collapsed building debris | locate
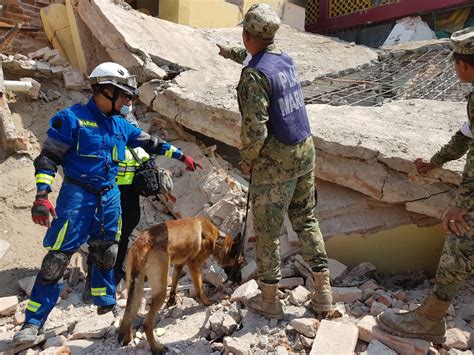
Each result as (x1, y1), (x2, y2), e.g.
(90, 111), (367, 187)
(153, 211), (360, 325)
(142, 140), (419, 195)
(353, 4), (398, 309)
(0, 1), (472, 354)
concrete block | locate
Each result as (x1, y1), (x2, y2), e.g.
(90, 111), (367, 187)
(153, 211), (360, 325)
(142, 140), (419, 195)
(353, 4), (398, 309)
(332, 287), (363, 303)
(0, 239), (9, 259)
(328, 258), (348, 281)
(363, 339), (397, 355)
(202, 263), (227, 288)
(18, 275), (36, 296)
(230, 279), (259, 303)
(290, 318), (319, 338)
(443, 328), (470, 351)
(289, 285), (311, 306)
(310, 320), (358, 355)
(71, 312), (115, 339)
(370, 301), (388, 317)
(357, 315), (430, 355)
(0, 296), (18, 316)
(279, 277), (304, 289)
(241, 260), (257, 283)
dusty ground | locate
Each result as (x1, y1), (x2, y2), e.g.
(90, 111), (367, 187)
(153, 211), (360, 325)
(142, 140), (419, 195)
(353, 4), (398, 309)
(0, 82), (88, 297)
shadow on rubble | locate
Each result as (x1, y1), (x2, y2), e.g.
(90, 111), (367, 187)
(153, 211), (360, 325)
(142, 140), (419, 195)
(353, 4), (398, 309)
(0, 266), (38, 298)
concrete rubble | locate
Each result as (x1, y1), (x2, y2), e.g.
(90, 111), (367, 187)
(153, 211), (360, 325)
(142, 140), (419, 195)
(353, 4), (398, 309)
(0, 1), (472, 355)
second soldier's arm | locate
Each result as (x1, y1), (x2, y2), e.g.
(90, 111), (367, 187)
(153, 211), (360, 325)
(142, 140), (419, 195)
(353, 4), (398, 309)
(430, 126), (471, 167)
(238, 67), (271, 170)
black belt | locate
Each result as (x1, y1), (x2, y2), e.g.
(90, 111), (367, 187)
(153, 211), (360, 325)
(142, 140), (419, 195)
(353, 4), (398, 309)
(64, 176), (115, 196)
(64, 176), (116, 236)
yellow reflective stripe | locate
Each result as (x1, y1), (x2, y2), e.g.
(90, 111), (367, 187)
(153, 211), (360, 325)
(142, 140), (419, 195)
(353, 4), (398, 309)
(112, 145), (118, 161)
(115, 216), (122, 242)
(51, 220), (69, 251)
(36, 174), (54, 185)
(26, 300), (41, 312)
(91, 287), (107, 296)
(164, 149), (173, 158)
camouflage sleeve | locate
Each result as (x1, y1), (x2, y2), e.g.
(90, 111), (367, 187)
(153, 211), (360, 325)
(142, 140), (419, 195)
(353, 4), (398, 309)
(221, 47), (249, 64)
(238, 67), (270, 167)
(454, 94), (474, 209)
(430, 131), (470, 166)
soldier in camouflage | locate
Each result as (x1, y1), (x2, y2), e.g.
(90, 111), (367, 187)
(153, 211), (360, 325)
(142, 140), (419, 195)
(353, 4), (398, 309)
(217, 4), (333, 319)
(377, 27), (474, 343)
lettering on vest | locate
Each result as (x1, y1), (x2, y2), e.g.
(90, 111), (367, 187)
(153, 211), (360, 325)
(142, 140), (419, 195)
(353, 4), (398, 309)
(79, 119), (98, 128)
(247, 50), (311, 145)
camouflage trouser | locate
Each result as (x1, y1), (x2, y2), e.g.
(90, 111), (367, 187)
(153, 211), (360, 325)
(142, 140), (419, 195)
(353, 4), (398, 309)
(250, 170), (328, 282)
(433, 211), (474, 302)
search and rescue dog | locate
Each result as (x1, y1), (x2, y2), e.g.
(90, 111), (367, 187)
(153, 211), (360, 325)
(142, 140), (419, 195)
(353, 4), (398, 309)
(118, 216), (234, 355)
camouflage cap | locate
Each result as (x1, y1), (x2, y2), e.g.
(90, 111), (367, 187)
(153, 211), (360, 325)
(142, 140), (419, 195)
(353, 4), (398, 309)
(451, 27), (474, 55)
(239, 3), (281, 39)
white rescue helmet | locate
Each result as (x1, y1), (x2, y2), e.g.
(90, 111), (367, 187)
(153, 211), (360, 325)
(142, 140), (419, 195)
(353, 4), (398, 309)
(89, 62), (138, 96)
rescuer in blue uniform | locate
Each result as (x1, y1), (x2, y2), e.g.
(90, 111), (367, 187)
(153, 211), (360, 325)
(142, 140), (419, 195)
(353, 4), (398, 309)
(12, 62), (201, 346)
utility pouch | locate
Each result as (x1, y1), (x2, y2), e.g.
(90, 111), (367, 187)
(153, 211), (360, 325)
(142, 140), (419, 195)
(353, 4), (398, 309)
(129, 149), (173, 197)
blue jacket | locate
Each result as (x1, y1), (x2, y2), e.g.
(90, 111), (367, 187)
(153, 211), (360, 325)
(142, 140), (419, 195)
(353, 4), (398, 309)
(36, 98), (183, 192)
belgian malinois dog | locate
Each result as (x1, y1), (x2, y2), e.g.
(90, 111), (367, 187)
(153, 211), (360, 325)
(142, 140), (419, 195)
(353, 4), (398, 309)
(117, 217), (234, 355)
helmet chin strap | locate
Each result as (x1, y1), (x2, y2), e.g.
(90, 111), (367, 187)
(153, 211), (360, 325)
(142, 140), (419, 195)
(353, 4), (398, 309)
(100, 86), (121, 116)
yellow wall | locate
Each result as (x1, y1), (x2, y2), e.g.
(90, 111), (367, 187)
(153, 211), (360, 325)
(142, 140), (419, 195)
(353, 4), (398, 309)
(326, 224), (446, 276)
(159, 0), (283, 28)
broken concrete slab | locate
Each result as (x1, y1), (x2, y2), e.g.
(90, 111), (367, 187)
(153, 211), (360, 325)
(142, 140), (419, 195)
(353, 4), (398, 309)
(357, 315), (430, 355)
(308, 100), (465, 219)
(289, 286), (311, 307)
(443, 328), (470, 351)
(18, 275), (36, 296)
(231, 279), (259, 303)
(0, 296), (18, 316)
(76, 1), (378, 148)
(71, 312), (114, 339)
(328, 258), (348, 281)
(332, 287), (363, 303)
(0, 239), (9, 259)
(241, 260), (257, 283)
(290, 318), (319, 338)
(363, 339), (397, 355)
(310, 320), (358, 355)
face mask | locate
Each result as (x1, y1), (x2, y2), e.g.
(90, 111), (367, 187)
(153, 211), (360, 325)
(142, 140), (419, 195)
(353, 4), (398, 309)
(120, 104), (133, 116)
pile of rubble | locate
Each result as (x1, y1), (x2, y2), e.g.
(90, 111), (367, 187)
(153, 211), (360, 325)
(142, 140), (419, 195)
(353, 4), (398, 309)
(0, 254), (472, 354)
(0, 1), (472, 354)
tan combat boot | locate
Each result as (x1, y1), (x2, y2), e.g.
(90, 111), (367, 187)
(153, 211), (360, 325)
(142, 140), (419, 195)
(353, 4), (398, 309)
(377, 293), (450, 343)
(245, 281), (284, 319)
(311, 270), (333, 314)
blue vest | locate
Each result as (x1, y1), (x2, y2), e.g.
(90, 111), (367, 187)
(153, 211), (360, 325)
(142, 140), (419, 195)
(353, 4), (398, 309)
(247, 50), (311, 145)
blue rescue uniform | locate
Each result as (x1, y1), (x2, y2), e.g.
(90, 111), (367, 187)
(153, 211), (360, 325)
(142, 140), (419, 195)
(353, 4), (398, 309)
(26, 98), (183, 328)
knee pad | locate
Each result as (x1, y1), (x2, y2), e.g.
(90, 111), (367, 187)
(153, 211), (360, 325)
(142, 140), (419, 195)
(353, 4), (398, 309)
(89, 241), (118, 270)
(39, 251), (70, 284)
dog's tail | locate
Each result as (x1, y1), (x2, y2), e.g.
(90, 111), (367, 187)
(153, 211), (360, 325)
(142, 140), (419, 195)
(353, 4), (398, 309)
(118, 232), (151, 345)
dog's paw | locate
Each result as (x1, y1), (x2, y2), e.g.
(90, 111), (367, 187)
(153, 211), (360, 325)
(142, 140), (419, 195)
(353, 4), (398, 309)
(166, 297), (176, 307)
(117, 328), (133, 346)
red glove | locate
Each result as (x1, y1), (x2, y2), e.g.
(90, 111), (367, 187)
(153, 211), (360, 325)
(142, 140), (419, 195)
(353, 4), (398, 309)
(32, 195), (57, 227)
(180, 155), (202, 171)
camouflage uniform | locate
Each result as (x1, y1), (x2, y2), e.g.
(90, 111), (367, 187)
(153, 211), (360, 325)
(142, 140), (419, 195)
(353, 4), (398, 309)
(429, 90), (474, 301)
(222, 11), (328, 283)
(376, 28), (474, 343)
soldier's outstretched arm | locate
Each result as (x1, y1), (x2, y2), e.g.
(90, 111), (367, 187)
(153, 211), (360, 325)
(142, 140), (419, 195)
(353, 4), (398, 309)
(239, 67), (270, 169)
(217, 44), (249, 64)
(430, 125), (471, 167)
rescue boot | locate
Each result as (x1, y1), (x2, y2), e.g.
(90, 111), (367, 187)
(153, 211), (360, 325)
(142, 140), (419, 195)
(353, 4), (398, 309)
(377, 293), (450, 343)
(12, 323), (39, 346)
(245, 281), (284, 319)
(311, 270), (333, 314)
(81, 273), (92, 304)
(97, 304), (119, 317)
